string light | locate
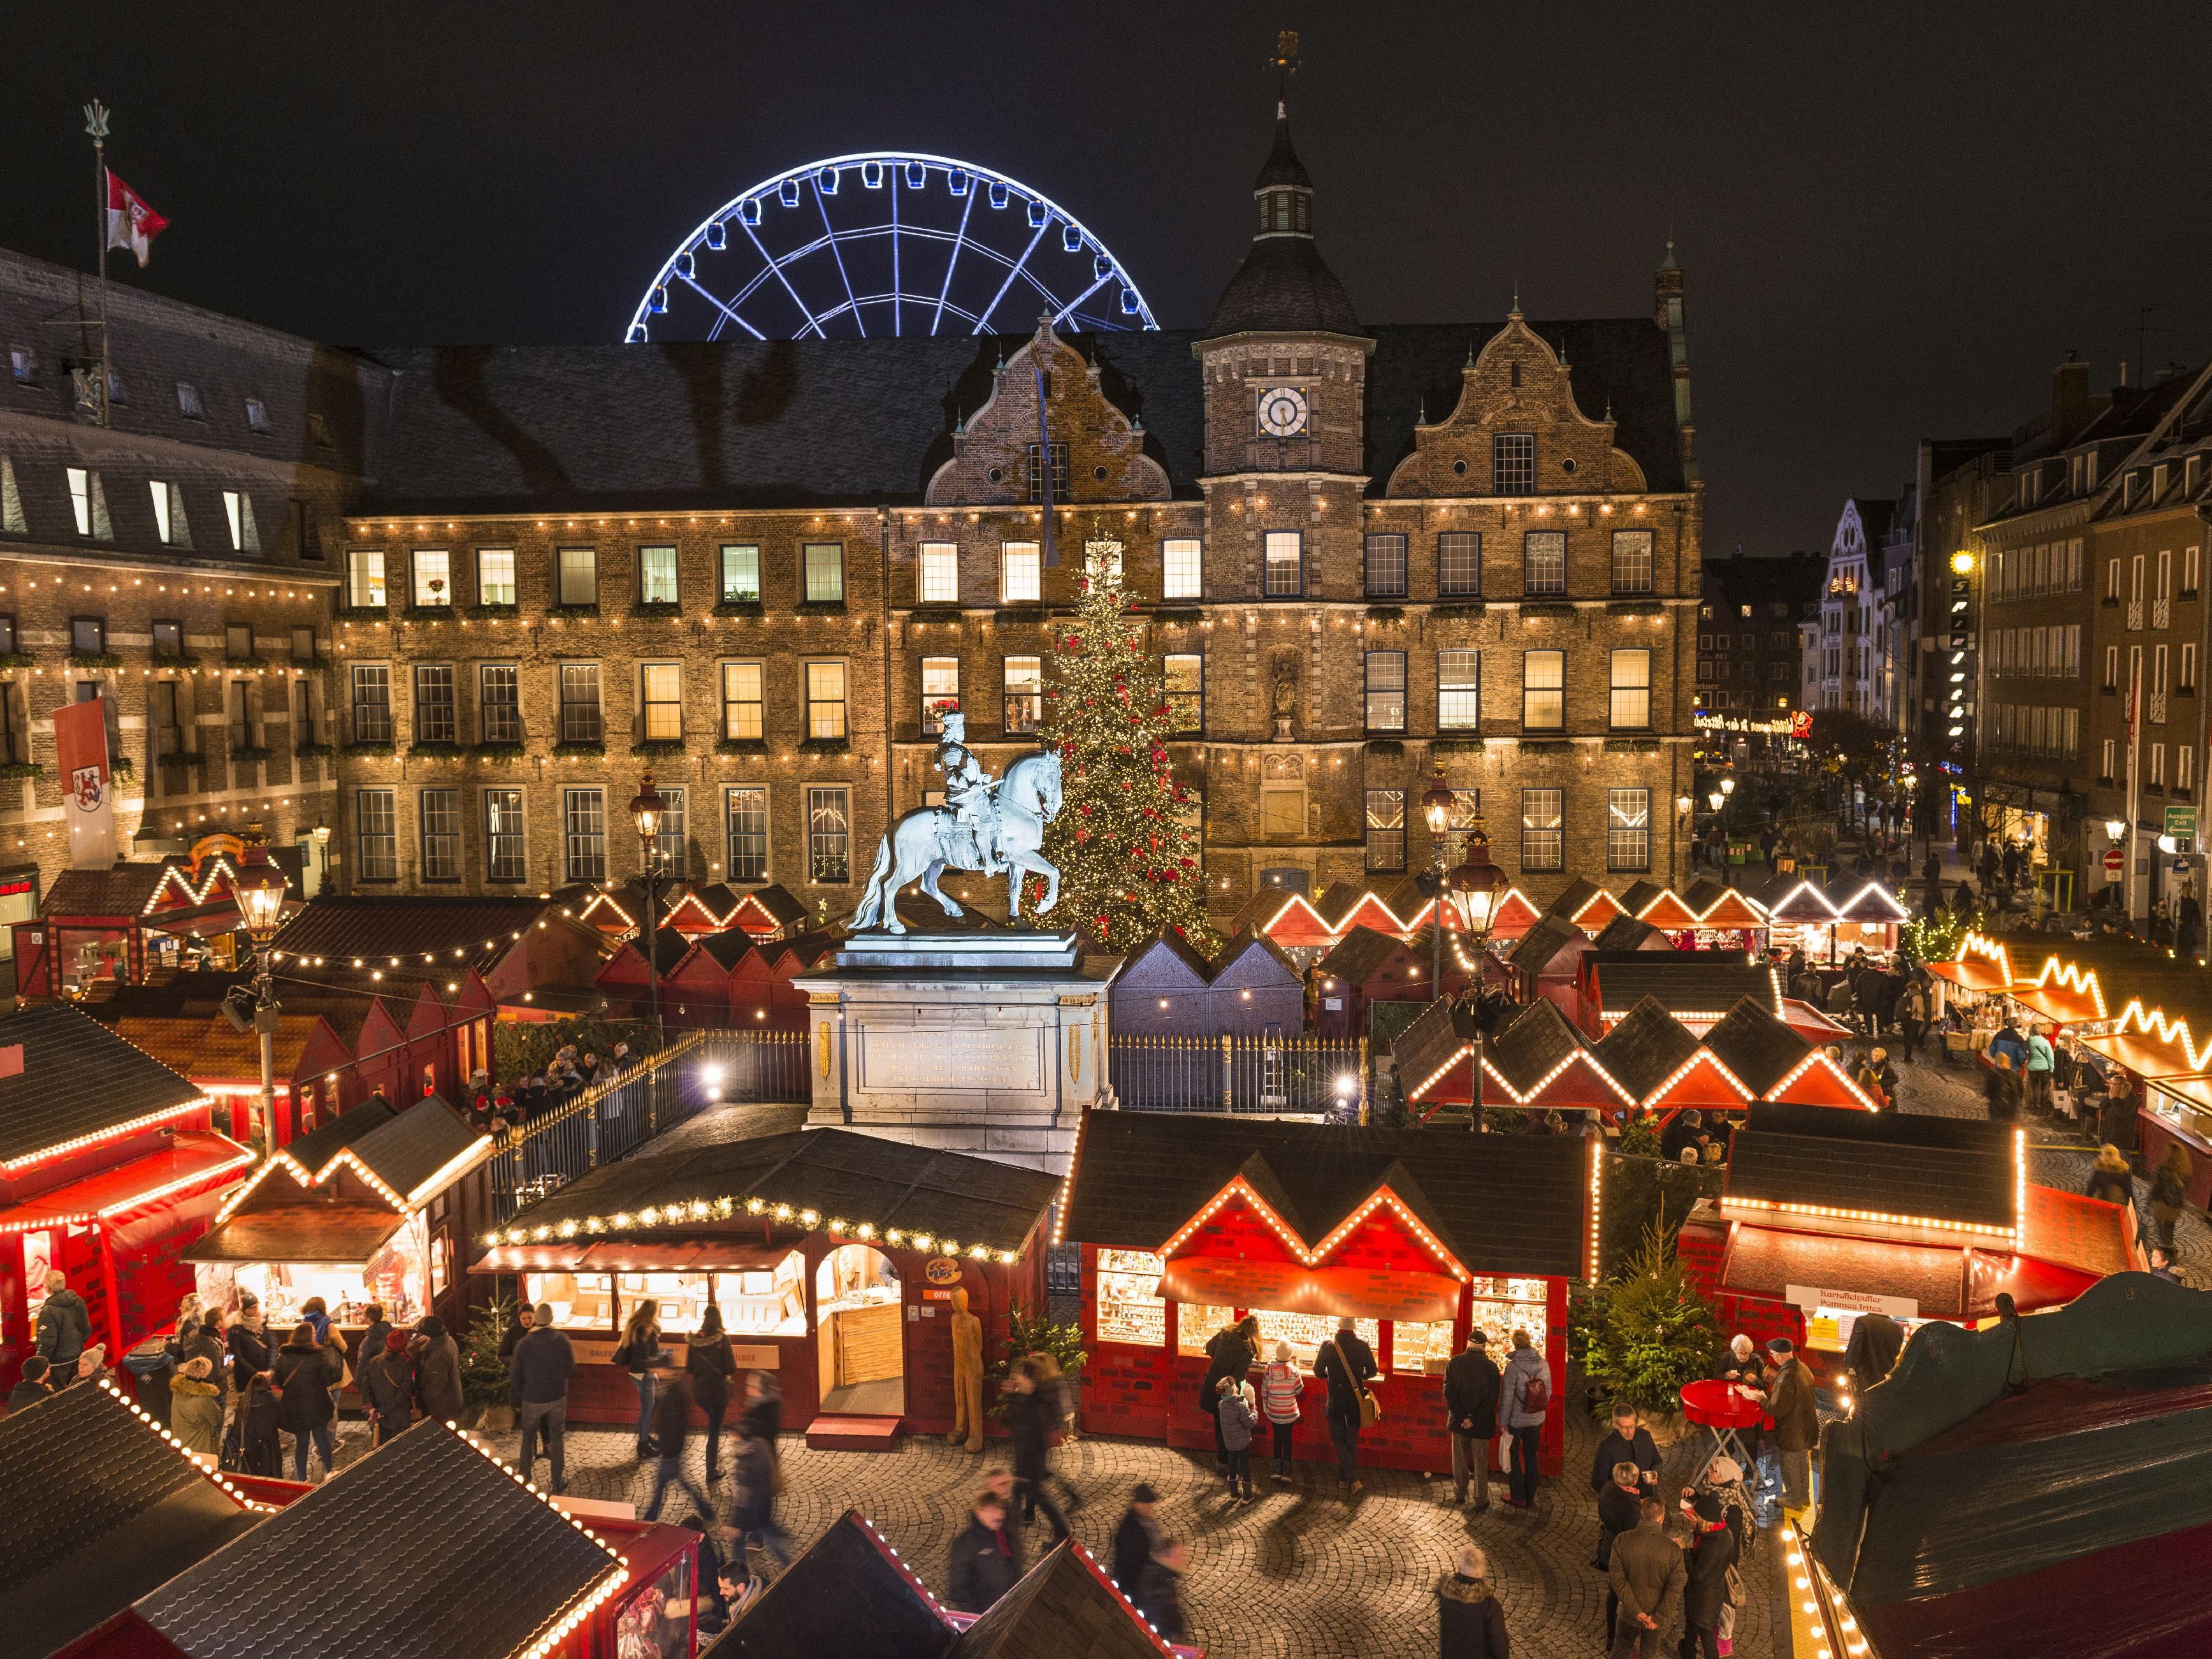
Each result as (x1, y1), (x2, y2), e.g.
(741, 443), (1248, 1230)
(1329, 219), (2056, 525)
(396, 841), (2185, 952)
(1720, 1194), (2017, 1245)
(3, 1096), (214, 1174)
(490, 1190), (1024, 1264)
(96, 1377), (281, 1511)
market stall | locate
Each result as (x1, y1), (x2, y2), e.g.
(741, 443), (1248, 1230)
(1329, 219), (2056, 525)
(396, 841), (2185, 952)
(0, 1004), (251, 1393)
(1761, 877), (1909, 968)
(1676, 1103), (2136, 1381)
(1546, 876), (1629, 938)
(473, 1127), (1056, 1447)
(1059, 1110), (1593, 1476)
(184, 1095), (492, 1362)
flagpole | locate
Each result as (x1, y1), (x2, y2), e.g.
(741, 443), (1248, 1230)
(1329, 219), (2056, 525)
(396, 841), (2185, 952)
(82, 99), (111, 428)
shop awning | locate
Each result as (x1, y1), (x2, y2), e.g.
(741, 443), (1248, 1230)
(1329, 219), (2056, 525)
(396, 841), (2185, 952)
(185, 1201), (405, 1267)
(2007, 983), (2103, 1026)
(473, 1238), (793, 1274)
(1155, 1256), (1461, 1324)
(2079, 1031), (2200, 1080)
(0, 1131), (250, 1231)
(1721, 1222), (1969, 1318)
(1777, 999), (1853, 1045)
(1926, 960), (2016, 994)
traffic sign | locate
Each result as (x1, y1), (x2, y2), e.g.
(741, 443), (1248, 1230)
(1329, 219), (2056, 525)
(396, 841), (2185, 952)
(2166, 805), (2197, 841)
(2103, 849), (2125, 880)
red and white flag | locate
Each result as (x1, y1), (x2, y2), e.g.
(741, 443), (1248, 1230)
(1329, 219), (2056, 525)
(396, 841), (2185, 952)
(105, 170), (168, 268)
(53, 697), (117, 869)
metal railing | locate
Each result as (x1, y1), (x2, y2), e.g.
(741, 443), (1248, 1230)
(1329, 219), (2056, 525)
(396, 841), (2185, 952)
(2154, 597), (2172, 630)
(487, 1028), (808, 1223)
(2128, 599), (2144, 632)
(1110, 1033), (1363, 1115)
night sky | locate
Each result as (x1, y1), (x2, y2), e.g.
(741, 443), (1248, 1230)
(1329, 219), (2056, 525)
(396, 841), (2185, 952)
(6, 2), (2210, 558)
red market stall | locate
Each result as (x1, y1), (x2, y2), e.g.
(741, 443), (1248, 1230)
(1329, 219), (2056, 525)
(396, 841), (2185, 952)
(473, 1128), (1057, 1449)
(0, 1004), (252, 1394)
(1676, 1103), (2136, 1381)
(184, 1094), (494, 1363)
(1584, 953), (1781, 1039)
(1761, 877), (1909, 967)
(110, 1013), (354, 1148)
(11, 851), (303, 999)
(1059, 1110), (1593, 1476)
(1312, 925), (1456, 1040)
(1547, 876), (1629, 937)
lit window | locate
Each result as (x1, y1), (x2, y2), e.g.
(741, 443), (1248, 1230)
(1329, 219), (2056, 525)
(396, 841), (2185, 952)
(1264, 530), (1302, 597)
(721, 662), (763, 741)
(807, 786), (850, 882)
(641, 663), (683, 740)
(725, 787), (768, 882)
(1364, 651), (1406, 731)
(1164, 654), (1203, 734)
(1004, 655), (1043, 732)
(412, 548), (451, 607)
(1162, 538), (1202, 600)
(477, 547), (516, 606)
(1363, 533), (1407, 598)
(639, 545), (679, 605)
(806, 661), (847, 739)
(921, 656), (960, 734)
(803, 542), (844, 604)
(1609, 649), (1651, 728)
(1000, 540), (1041, 604)
(1438, 650), (1480, 729)
(1364, 789), (1405, 873)
(556, 546), (596, 607)
(222, 490), (259, 553)
(1521, 787), (1563, 872)
(721, 544), (761, 604)
(66, 468), (110, 539)
(1607, 788), (1650, 872)
(920, 540), (959, 604)
(1522, 650), (1565, 729)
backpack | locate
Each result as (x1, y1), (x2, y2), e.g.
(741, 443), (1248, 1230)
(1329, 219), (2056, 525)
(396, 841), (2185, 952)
(1517, 1365), (1549, 1418)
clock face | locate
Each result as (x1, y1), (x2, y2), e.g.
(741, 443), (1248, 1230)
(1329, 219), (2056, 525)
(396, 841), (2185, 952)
(1257, 386), (1309, 437)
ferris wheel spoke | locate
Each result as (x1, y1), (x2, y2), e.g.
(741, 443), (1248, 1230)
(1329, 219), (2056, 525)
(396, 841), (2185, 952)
(677, 272), (767, 341)
(737, 212), (830, 340)
(972, 215), (1052, 335)
(889, 169), (901, 337)
(930, 184), (978, 338)
(811, 175), (867, 339)
(1050, 268), (1115, 330)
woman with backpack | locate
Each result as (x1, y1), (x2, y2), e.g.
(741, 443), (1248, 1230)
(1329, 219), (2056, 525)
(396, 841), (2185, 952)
(1501, 1328), (1549, 1509)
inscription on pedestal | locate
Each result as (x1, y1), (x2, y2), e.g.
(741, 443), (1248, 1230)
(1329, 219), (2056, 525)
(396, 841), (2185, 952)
(859, 1025), (1043, 1092)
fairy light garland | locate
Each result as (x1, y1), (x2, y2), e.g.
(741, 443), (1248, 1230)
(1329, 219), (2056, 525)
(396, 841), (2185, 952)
(1480, 1047), (1635, 1107)
(1766, 1050), (1881, 1113)
(1720, 1194), (2018, 1246)
(2, 1097), (214, 1175)
(1155, 1176), (1470, 1282)
(2111, 999), (2212, 1071)
(489, 1192), (1023, 1264)
(96, 1377), (282, 1512)
(449, 1426), (628, 1659)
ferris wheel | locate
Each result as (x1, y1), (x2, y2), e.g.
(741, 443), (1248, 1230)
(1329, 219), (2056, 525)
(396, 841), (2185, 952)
(626, 151), (1160, 342)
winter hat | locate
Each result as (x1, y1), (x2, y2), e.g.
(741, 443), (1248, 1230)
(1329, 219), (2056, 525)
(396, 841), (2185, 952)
(385, 1330), (411, 1353)
(1692, 1491), (1726, 1523)
(1467, 1328), (1489, 1348)
(1131, 1483), (1159, 1504)
(417, 1316), (446, 1340)
(1765, 1337), (1795, 1357)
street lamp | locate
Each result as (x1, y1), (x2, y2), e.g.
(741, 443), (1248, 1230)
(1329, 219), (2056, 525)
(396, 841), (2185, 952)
(629, 774), (668, 1045)
(1709, 790), (1725, 813)
(233, 838), (289, 1153)
(2106, 818), (2129, 843)
(1445, 814), (1509, 1133)
(1420, 765), (1457, 999)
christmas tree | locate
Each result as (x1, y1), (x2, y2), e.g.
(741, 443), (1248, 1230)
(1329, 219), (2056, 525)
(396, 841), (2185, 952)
(1035, 563), (1215, 952)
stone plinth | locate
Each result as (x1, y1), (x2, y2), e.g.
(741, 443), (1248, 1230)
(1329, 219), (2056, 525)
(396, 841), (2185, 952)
(794, 932), (1122, 1175)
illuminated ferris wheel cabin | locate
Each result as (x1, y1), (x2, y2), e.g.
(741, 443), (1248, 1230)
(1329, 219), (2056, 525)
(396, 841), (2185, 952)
(628, 152), (1160, 342)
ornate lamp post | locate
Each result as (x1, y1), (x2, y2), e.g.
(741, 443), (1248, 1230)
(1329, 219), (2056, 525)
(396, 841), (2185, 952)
(629, 774), (667, 1045)
(233, 840), (290, 1151)
(1445, 816), (1509, 1133)
(1420, 765), (1457, 996)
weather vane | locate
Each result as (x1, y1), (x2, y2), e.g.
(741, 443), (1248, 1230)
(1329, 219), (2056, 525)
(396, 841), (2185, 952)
(1269, 29), (1300, 97)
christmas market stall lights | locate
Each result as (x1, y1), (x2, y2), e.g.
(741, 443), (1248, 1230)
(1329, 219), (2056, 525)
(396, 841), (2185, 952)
(0, 1004), (252, 1394)
(185, 1094), (493, 1363)
(1676, 1103), (2135, 1382)
(1756, 874), (1909, 966)
(1809, 1275), (2212, 1659)
(11, 846), (305, 998)
(1225, 878), (1543, 962)
(1057, 1110), (1589, 1476)
(472, 1128), (1057, 1445)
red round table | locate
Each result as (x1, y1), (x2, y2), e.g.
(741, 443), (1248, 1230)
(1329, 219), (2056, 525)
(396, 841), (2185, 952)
(1679, 1378), (1765, 1475)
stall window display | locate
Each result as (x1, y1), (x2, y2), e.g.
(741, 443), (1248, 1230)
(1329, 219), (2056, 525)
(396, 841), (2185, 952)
(1466, 1277), (1548, 1356)
(1392, 1319), (1457, 1375)
(523, 1271), (616, 1330)
(1252, 1309), (1379, 1370)
(523, 1259), (808, 1337)
(196, 1213), (433, 1329)
(815, 1243), (900, 1312)
(23, 1231), (55, 1319)
(1178, 1302), (1237, 1356)
(1096, 1249), (1167, 1347)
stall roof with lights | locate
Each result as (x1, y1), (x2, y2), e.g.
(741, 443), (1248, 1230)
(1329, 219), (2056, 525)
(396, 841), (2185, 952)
(1481, 997), (1628, 1107)
(1591, 997), (1709, 1105)
(1060, 1110), (1589, 1282)
(0, 1381), (262, 1656)
(1589, 957), (1781, 1030)
(1724, 1103), (2020, 1238)
(0, 1003), (209, 1172)
(1509, 914), (1592, 979)
(1762, 877), (1911, 924)
(1589, 915), (1673, 955)
(482, 1128), (1061, 1261)
(1545, 876), (1628, 934)
(268, 894), (584, 978)
(126, 1421), (625, 1659)
(1702, 997), (1821, 1097)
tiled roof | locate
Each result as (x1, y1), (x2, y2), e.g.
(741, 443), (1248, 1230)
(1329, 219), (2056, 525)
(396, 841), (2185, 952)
(1061, 1109), (1587, 1279)
(1593, 959), (1777, 1018)
(345, 1096), (482, 1199)
(1592, 997), (1703, 1102)
(0, 1004), (205, 1168)
(1701, 997), (1814, 1096)
(1208, 927), (1302, 989)
(1546, 877), (1604, 919)
(744, 885), (810, 928)
(1485, 999), (1588, 1096)
(948, 1542), (1171, 1659)
(0, 1382), (257, 1655)
(186, 1203), (407, 1266)
(270, 894), (561, 973)
(282, 1096), (400, 1178)
(1204, 231), (1364, 341)
(134, 1422), (620, 1659)
(1116, 932), (1213, 991)
(502, 1129), (1061, 1257)
(1510, 915), (1589, 976)
(1316, 924), (1407, 983)
(1727, 1103), (2017, 1231)
(1592, 915), (1670, 953)
(111, 1014), (328, 1080)
(41, 862), (180, 918)
(690, 931), (761, 972)
(702, 1510), (951, 1659)
(1392, 996), (1477, 1098)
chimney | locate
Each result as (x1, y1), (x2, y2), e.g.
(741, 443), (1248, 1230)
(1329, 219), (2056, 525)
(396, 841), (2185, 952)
(2051, 352), (2092, 445)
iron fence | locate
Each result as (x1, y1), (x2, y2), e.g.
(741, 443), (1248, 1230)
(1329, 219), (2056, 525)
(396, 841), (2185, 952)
(488, 1028), (809, 1222)
(1109, 1034), (1364, 1115)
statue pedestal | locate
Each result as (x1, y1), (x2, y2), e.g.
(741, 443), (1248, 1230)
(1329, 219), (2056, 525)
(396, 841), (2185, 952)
(794, 932), (1123, 1175)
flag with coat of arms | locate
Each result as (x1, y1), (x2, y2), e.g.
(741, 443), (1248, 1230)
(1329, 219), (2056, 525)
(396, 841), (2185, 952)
(105, 169), (168, 267)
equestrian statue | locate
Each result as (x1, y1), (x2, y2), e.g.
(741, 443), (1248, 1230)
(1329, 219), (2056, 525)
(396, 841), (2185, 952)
(848, 711), (1065, 933)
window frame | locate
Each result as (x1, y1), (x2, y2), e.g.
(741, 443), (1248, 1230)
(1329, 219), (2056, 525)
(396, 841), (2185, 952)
(1521, 649), (1565, 731)
(354, 788), (398, 882)
(1262, 530), (1303, 598)
(1363, 533), (1408, 599)
(724, 786), (769, 883)
(1608, 648), (1652, 730)
(412, 663), (457, 745)
(721, 660), (764, 741)
(640, 662), (684, 741)
(557, 662), (604, 744)
(1520, 786), (1564, 873)
(1493, 432), (1536, 495)
(805, 660), (848, 741)
(637, 544), (679, 606)
(562, 786), (608, 883)
(476, 547), (517, 607)
(1163, 653), (1203, 735)
(411, 547), (452, 608)
(802, 541), (845, 604)
(1522, 531), (1567, 597)
(1436, 531), (1483, 598)
(919, 540), (960, 605)
(479, 663), (521, 744)
(1363, 649), (1407, 732)
(1610, 529), (1656, 596)
(1161, 537), (1203, 601)
(1606, 787), (1651, 873)
(347, 548), (387, 609)
(920, 655), (960, 735)
(999, 540), (1041, 604)
(806, 785), (851, 884)
(1003, 655), (1044, 734)
(719, 544), (762, 604)
(349, 663), (393, 745)
(556, 545), (598, 608)
(418, 788), (462, 881)
(1437, 649), (1481, 730)
(483, 786), (527, 882)
(1364, 788), (1406, 874)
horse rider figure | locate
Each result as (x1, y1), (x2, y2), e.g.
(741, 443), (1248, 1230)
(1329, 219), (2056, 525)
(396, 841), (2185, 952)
(934, 710), (1005, 875)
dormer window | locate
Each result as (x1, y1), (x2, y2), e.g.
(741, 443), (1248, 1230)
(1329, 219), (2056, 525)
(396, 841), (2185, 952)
(1255, 188), (1309, 235)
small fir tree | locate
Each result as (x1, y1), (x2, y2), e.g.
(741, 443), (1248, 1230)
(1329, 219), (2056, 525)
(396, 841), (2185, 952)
(1036, 567), (1215, 952)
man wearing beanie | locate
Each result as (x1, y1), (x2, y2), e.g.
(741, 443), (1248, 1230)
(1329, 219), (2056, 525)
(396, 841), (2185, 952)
(1683, 1489), (1739, 1659)
(1763, 1337), (1819, 1514)
(509, 1302), (575, 1494)
(362, 1328), (417, 1444)
(1110, 1482), (1161, 1593)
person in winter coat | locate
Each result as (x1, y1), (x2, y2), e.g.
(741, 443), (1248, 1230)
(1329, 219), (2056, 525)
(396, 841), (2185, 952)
(1002, 1358), (1072, 1542)
(741, 1366), (782, 1446)
(361, 1330), (417, 1444)
(1983, 1051), (2021, 1122)
(1854, 1048), (1898, 1110)
(272, 1321), (345, 1482)
(239, 1373), (284, 1477)
(122, 1335), (177, 1426)
(170, 1356), (224, 1455)
(2100, 1066), (2140, 1155)
(1763, 1338), (1819, 1512)
(2085, 1143), (2136, 1206)
(1443, 1329), (1501, 1509)
(411, 1315), (465, 1422)
(1214, 1373), (1258, 1501)
(1134, 1538), (1190, 1644)
(1897, 983), (1930, 1062)
(1110, 1484), (1160, 1593)
(225, 1301), (271, 1394)
(1842, 1312), (1905, 1393)
(1607, 1497), (1684, 1659)
(1199, 1315), (1260, 1474)
(1658, 1110), (1706, 1164)
(685, 1306), (737, 1481)
(498, 1301), (535, 1364)
(356, 1303), (391, 1372)
(643, 1366), (714, 1523)
(1595, 1462), (1644, 1645)
(946, 1491), (1020, 1614)
(1690, 1456), (1756, 1656)
(34, 1271), (90, 1381)
(509, 1303), (575, 1493)
(7, 1354), (54, 1414)
(1501, 1329), (1548, 1508)
(730, 1419), (793, 1568)
(1435, 1544), (1510, 1659)
(616, 1300), (665, 1460)
(1589, 1401), (1660, 1495)
(1313, 1315), (1380, 1496)
(1682, 1491), (1740, 1659)
(2150, 1144), (2193, 1249)
(1824, 976), (1856, 1029)
(1258, 1340), (1305, 1484)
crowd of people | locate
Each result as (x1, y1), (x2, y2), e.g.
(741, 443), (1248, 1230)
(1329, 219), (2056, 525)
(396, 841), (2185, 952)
(460, 1038), (644, 1136)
